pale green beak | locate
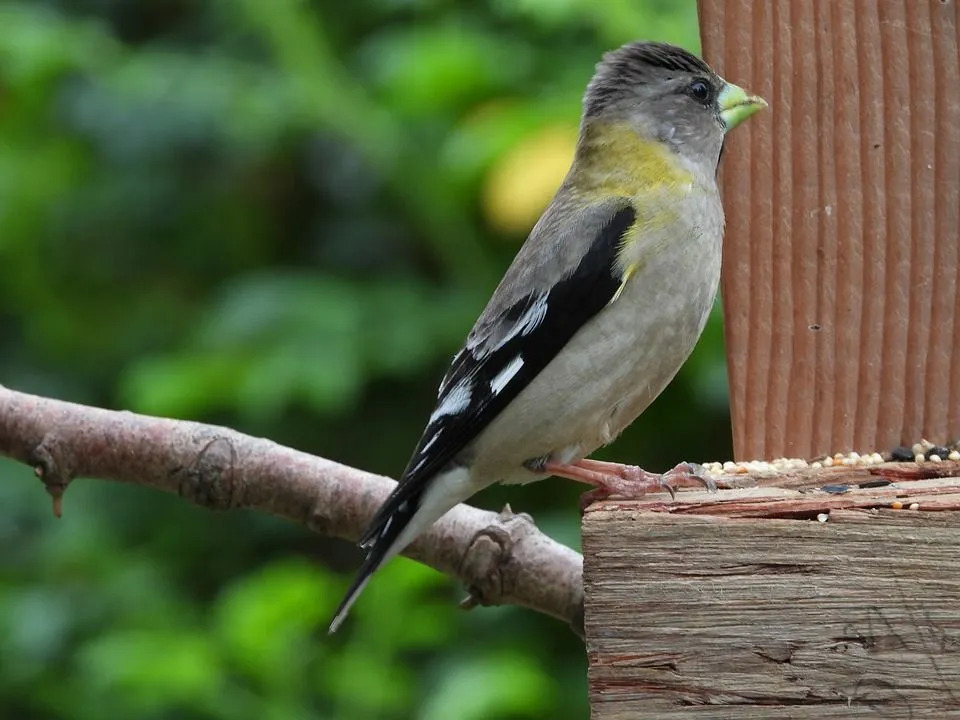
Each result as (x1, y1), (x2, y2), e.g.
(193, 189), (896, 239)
(717, 82), (767, 132)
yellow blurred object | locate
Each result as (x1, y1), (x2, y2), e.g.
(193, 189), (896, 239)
(482, 124), (578, 236)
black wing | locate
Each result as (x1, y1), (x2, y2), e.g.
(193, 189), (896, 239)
(359, 204), (635, 545)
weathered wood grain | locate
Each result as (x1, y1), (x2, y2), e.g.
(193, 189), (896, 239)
(584, 467), (960, 718)
(698, 0), (960, 460)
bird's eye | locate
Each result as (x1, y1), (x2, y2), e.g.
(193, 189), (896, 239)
(687, 79), (712, 105)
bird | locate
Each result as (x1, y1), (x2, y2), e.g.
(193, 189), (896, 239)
(329, 41), (766, 632)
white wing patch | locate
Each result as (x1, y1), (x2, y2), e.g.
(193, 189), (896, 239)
(472, 293), (549, 359)
(429, 377), (472, 423)
(517, 294), (549, 336)
(489, 355), (524, 395)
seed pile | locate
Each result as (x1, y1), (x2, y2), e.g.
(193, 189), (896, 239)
(702, 440), (959, 476)
(890, 439), (960, 464)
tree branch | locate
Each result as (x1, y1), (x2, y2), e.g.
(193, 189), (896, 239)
(0, 385), (584, 636)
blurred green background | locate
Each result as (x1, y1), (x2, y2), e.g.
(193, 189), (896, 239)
(0, 1), (734, 718)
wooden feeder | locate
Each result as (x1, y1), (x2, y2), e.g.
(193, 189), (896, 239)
(585, 2), (960, 716)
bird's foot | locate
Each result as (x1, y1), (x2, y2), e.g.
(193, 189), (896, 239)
(580, 458), (717, 497)
(542, 458), (715, 510)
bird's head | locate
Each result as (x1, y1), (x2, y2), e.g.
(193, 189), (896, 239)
(581, 41), (766, 175)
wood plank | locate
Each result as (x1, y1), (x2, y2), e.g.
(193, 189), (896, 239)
(584, 465), (960, 718)
(698, 0), (960, 460)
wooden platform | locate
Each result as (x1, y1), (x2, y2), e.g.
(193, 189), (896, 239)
(584, 462), (960, 718)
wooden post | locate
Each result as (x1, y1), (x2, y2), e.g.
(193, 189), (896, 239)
(700, 0), (960, 460)
(585, 465), (960, 718)
(585, 1), (960, 716)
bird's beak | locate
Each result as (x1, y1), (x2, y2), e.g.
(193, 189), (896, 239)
(717, 82), (767, 132)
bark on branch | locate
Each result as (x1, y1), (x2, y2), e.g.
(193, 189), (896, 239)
(0, 385), (584, 636)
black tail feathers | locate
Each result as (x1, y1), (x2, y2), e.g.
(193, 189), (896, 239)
(328, 493), (420, 633)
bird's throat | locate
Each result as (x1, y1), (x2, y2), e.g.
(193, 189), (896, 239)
(574, 122), (694, 198)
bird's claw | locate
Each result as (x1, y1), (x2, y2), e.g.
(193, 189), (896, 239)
(666, 461), (717, 493)
(577, 460), (716, 510)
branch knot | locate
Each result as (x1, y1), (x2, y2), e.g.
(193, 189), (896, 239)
(174, 436), (239, 511)
(459, 503), (536, 610)
(31, 431), (75, 518)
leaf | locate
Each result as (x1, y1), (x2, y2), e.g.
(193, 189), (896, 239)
(419, 652), (556, 720)
(215, 560), (335, 690)
(350, 559), (455, 649)
(77, 629), (221, 711)
(118, 352), (247, 418)
(358, 25), (532, 115)
(320, 644), (416, 716)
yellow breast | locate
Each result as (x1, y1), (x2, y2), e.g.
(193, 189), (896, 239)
(572, 122), (705, 297)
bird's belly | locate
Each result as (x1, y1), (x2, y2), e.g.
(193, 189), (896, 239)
(470, 235), (721, 485)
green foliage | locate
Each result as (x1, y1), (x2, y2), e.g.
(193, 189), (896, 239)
(0, 0), (729, 718)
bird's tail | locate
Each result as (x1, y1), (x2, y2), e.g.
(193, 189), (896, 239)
(328, 493), (419, 634)
(330, 503), (416, 633)
(327, 465), (475, 633)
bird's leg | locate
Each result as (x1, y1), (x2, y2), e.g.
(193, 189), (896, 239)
(542, 458), (716, 510)
(535, 460), (611, 486)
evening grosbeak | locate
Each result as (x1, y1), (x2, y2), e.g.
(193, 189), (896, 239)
(330, 41), (765, 632)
